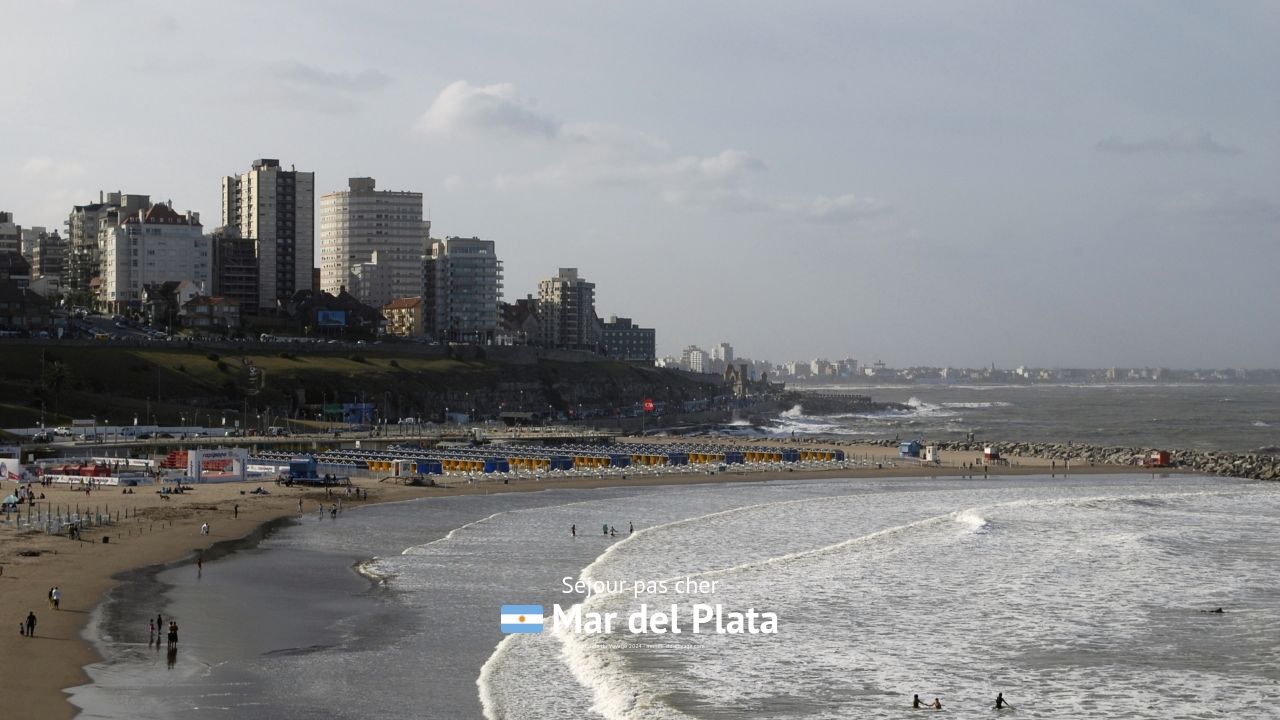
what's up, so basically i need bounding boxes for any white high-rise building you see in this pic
[711,342,734,363]
[537,267,598,349]
[99,203,211,312]
[221,159,314,312]
[320,177,426,309]
[67,192,152,296]
[424,236,503,343]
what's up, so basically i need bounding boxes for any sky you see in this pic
[2,1,1277,368]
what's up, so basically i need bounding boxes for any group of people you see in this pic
[569,522,635,538]
[913,692,1012,710]
[149,615,180,647]
[47,586,61,610]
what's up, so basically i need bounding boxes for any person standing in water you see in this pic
[571,524,576,538]
[995,692,1011,709]
[930,698,942,710]
[912,694,924,708]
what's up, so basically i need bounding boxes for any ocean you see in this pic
[755,383,1280,453]
[68,385,1280,719]
[71,473,1280,719]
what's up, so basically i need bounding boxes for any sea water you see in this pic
[71,473,1280,719]
[750,383,1280,453]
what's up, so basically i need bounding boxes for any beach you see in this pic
[0,436,1175,719]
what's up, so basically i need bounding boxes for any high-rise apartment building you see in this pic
[210,226,260,311]
[423,236,503,343]
[99,203,211,313]
[319,177,426,309]
[537,267,598,350]
[66,192,152,297]
[221,159,314,312]
[24,227,66,282]
[711,342,734,364]
[0,212,20,254]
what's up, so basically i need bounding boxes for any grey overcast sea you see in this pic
[759,383,1280,453]
[70,387,1280,720]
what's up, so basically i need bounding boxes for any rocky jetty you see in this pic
[782,391,907,416]
[865,439,1280,482]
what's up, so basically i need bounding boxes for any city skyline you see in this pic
[3,2,1277,367]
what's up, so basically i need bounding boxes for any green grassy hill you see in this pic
[1,343,718,429]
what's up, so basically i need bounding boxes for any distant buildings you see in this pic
[382,295,425,338]
[320,177,426,309]
[99,203,211,313]
[221,159,314,312]
[538,268,597,350]
[0,211,19,254]
[711,342,734,364]
[423,236,503,343]
[66,192,151,297]
[681,345,709,373]
[600,316,656,362]
[210,226,260,312]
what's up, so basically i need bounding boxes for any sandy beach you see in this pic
[0,438,1166,719]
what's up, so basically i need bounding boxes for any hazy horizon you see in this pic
[3,1,1276,367]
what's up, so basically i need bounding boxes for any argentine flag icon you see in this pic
[501,605,544,633]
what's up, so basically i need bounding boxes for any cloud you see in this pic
[425,79,891,229]
[22,157,85,180]
[227,60,392,116]
[271,60,392,93]
[1095,131,1242,156]
[1162,190,1280,224]
[417,80,560,139]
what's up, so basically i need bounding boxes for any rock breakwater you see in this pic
[866,439,1279,481]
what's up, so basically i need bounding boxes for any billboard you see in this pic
[317,310,347,328]
[0,446,21,482]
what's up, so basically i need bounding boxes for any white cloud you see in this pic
[423,80,890,228]
[271,60,392,92]
[22,157,86,180]
[1096,130,1242,156]
[417,80,560,139]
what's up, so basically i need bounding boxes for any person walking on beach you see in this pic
[200,522,209,535]
[298,499,303,514]
[234,504,239,518]
[629,521,634,535]
[48,587,55,609]
[25,611,36,637]
[167,620,178,647]
[571,524,576,538]
[149,619,155,645]
[51,586,60,610]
